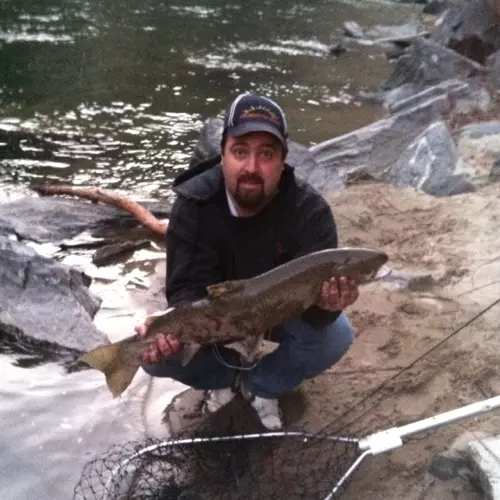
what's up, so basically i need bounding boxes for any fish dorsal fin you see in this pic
[206,280,245,300]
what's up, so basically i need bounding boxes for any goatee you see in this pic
[234,173,265,209]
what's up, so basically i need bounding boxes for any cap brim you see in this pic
[227,122,287,149]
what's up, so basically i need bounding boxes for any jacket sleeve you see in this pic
[293,190,342,329]
[165,196,222,307]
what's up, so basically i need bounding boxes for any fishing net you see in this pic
[73,432,358,500]
[72,392,375,500]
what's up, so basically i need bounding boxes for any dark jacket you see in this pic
[165,156,341,328]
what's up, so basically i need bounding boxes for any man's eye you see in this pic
[261,149,275,159]
[234,148,246,157]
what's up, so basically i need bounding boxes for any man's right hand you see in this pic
[135,323,182,364]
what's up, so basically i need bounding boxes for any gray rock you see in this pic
[361,77,491,118]
[310,93,451,182]
[0,236,108,356]
[358,83,419,108]
[188,118,224,169]
[459,121,500,140]
[432,0,500,63]
[0,196,172,243]
[92,239,152,267]
[389,270,435,291]
[343,21,365,39]
[386,79,469,114]
[382,38,489,91]
[188,117,345,194]
[456,121,500,184]
[364,15,421,42]
[450,78,493,116]
[389,120,474,196]
[466,436,500,500]
[345,16,427,60]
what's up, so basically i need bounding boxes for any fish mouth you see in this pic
[331,252,389,284]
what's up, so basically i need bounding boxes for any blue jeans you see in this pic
[141,313,353,399]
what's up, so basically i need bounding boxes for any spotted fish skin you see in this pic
[79,247,388,397]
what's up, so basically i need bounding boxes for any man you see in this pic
[137,92,359,430]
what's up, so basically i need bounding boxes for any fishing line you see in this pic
[212,344,260,371]
[316,295,500,436]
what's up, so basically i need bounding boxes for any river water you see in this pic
[0,1,417,498]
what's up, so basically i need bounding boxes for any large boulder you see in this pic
[381,38,489,91]
[378,79,490,115]
[188,117,344,193]
[388,120,474,196]
[361,78,492,122]
[0,236,108,357]
[431,0,500,63]
[0,196,172,243]
[309,92,451,181]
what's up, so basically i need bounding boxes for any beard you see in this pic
[233,173,266,209]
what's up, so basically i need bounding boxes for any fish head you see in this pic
[328,248,389,284]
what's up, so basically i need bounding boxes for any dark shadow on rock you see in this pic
[423,0,449,16]
[0,325,91,373]
[431,0,500,64]
[92,239,153,267]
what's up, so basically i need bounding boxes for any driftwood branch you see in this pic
[30,184,168,236]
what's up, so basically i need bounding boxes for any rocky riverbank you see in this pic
[2,1,500,498]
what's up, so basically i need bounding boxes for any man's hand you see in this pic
[135,323,182,364]
[315,276,359,312]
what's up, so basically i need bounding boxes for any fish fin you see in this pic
[206,280,245,300]
[79,343,139,398]
[180,343,202,367]
[229,333,264,364]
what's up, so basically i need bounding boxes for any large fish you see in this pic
[80,247,388,397]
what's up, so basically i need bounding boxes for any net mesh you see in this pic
[73,432,358,500]
[72,393,371,500]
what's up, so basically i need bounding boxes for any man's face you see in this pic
[221,131,285,213]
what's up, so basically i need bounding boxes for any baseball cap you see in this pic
[222,92,288,151]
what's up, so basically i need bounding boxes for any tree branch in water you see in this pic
[30,184,168,236]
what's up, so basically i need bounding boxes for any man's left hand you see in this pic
[315,276,359,312]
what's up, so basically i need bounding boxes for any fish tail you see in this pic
[79,343,139,398]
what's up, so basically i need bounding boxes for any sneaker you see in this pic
[202,387,237,414]
[248,394,284,431]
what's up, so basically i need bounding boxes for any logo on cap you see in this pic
[239,105,281,126]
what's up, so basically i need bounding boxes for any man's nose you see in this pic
[245,152,259,172]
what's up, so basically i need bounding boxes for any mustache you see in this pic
[237,173,263,185]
